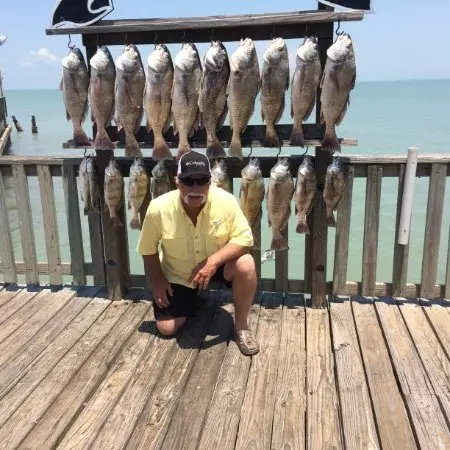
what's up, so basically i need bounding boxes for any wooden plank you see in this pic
[88,212,106,286]
[0,292,110,400]
[400,301,450,424]
[235,293,283,449]
[126,297,219,449]
[306,307,342,449]
[333,166,354,294]
[392,165,409,297]
[445,227,450,299]
[63,124,357,150]
[422,303,450,354]
[421,164,446,298]
[37,165,62,285]
[0,287,22,310]
[0,289,76,367]
[197,294,262,450]
[362,165,382,296]
[271,294,306,450]
[12,164,38,285]
[0,299,142,448]
[0,289,32,323]
[330,298,379,449]
[46,10,364,42]
[12,262,79,275]
[352,296,416,450]
[161,294,234,450]
[54,305,154,449]
[62,163,86,285]
[375,298,450,448]
[275,227,288,293]
[0,289,49,342]
[0,125,11,156]
[92,313,178,449]
[0,169,16,283]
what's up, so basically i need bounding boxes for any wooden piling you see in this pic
[31,116,38,134]
[11,116,23,132]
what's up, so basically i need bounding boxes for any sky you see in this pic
[0,0,449,89]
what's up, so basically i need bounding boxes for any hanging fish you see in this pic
[211,159,231,192]
[323,156,346,226]
[150,160,172,200]
[128,158,149,230]
[87,155,100,213]
[267,158,294,250]
[294,155,316,234]
[104,158,124,226]
[79,156,91,214]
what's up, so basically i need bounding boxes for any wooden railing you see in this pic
[0,153,449,303]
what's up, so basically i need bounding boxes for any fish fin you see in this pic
[351,72,356,90]
[303,97,316,122]
[228,134,243,160]
[106,102,115,127]
[125,133,142,157]
[320,71,325,89]
[216,104,228,131]
[152,134,172,161]
[280,205,291,232]
[261,107,265,122]
[271,228,288,251]
[285,69,290,91]
[320,110,325,125]
[206,137,226,159]
[335,101,348,126]
[274,97,285,125]
[326,211,336,227]
[129,210,141,230]
[264,127,280,148]
[290,126,305,147]
[296,218,310,234]
[73,124,91,146]
[321,126,340,153]
[94,127,114,150]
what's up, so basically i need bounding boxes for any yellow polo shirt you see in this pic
[137,186,254,288]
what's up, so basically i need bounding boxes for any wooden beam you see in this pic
[0,125,11,155]
[45,10,363,44]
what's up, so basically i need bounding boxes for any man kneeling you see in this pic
[137,151,259,356]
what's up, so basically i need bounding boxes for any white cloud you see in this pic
[20,61,36,68]
[30,48,60,64]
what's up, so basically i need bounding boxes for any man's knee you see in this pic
[156,317,187,336]
[226,253,256,280]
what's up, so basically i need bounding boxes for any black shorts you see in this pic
[153,265,232,320]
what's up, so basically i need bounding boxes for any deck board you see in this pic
[0,288,448,449]
[0,288,30,321]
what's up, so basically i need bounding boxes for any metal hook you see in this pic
[335,19,342,36]
[304,23,308,38]
[276,146,282,158]
[83,148,88,158]
[67,34,76,50]
[248,143,253,158]
[301,146,309,157]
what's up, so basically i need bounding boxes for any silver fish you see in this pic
[61,47,90,146]
[240,158,265,249]
[323,156,346,226]
[172,43,202,160]
[198,41,230,159]
[294,155,316,234]
[151,160,172,199]
[128,158,149,230]
[228,38,260,159]
[104,158,124,226]
[89,46,116,150]
[267,158,294,250]
[290,37,321,147]
[211,159,231,192]
[87,156,100,213]
[115,44,146,157]
[320,33,356,153]
[144,44,173,161]
[261,38,289,148]
[79,156,91,214]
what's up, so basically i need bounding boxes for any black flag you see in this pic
[318,0,372,10]
[52,0,114,27]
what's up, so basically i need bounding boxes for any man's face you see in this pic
[176,175,211,208]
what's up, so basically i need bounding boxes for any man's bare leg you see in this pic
[156,316,187,336]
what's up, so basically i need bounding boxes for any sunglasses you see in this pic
[180,176,211,187]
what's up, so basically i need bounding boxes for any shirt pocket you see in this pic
[206,220,229,255]
[161,232,188,261]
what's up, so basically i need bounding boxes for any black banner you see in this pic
[318,0,372,10]
[52,0,114,27]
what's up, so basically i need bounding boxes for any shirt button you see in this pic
[196,251,199,254]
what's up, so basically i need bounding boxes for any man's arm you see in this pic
[143,254,173,307]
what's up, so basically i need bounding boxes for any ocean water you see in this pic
[3,79,450,286]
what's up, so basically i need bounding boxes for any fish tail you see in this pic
[228,133,243,160]
[264,126,280,148]
[73,123,91,146]
[152,134,172,161]
[125,133,142,157]
[176,140,191,162]
[93,126,114,151]
[271,228,289,251]
[326,211,336,227]
[129,209,141,230]
[321,125,341,153]
[111,214,123,227]
[296,214,310,234]
[290,126,305,147]
[206,135,226,159]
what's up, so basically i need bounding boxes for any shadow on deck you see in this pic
[0,285,449,449]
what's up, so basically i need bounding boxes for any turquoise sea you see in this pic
[3,79,450,286]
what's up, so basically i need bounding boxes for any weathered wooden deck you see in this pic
[1,286,450,449]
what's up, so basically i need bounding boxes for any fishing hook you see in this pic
[67,34,76,50]
[276,146,282,158]
[301,146,309,157]
[335,19,343,36]
[248,143,253,158]
[83,148,88,158]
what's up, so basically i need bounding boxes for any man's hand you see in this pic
[152,277,173,308]
[189,258,218,290]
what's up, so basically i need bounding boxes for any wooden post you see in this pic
[11,116,23,132]
[31,115,38,134]
[309,3,334,308]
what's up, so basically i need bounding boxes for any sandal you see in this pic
[235,329,260,356]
